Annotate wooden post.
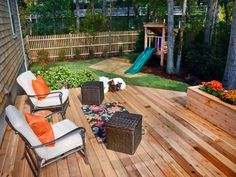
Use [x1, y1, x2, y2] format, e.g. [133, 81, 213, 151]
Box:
[160, 26, 166, 67]
[144, 27, 147, 49]
[69, 33, 73, 58]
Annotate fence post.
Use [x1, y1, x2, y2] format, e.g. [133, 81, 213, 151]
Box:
[69, 33, 73, 58]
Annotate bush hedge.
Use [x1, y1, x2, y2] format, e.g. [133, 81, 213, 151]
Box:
[36, 66, 96, 90]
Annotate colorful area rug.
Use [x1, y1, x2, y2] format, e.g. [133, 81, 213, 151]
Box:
[81, 102, 128, 143]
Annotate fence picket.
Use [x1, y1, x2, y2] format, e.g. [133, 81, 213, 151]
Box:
[25, 31, 139, 63]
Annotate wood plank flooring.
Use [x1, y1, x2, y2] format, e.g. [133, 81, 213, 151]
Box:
[0, 85, 236, 177]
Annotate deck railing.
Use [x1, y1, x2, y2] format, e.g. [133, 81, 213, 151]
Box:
[24, 31, 139, 63]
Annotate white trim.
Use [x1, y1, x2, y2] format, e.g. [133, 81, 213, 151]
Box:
[15, 0, 28, 70]
[7, 0, 17, 38]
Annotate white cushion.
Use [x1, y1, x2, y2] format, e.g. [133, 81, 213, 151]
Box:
[99, 76, 109, 93]
[17, 71, 36, 96]
[43, 119, 83, 160]
[5, 105, 83, 161]
[5, 105, 47, 157]
[31, 89, 69, 107]
[17, 71, 69, 107]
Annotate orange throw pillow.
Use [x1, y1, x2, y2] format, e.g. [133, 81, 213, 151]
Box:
[25, 113, 55, 147]
[32, 76, 50, 100]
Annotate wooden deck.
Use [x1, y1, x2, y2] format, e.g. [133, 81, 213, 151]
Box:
[0, 85, 236, 177]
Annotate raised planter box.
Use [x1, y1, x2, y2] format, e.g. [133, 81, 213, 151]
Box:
[186, 86, 236, 137]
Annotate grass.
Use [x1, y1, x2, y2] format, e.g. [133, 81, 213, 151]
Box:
[30, 58, 189, 92]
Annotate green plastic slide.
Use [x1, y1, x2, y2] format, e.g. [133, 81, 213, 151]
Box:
[125, 47, 157, 74]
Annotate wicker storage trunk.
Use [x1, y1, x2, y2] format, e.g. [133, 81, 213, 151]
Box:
[106, 112, 142, 155]
[81, 81, 104, 105]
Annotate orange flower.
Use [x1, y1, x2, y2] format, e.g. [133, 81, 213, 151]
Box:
[201, 80, 224, 92]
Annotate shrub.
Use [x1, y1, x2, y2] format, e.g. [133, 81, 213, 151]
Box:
[80, 12, 108, 34]
[37, 50, 49, 70]
[199, 80, 224, 97]
[75, 48, 81, 59]
[58, 49, 66, 61]
[182, 27, 229, 81]
[221, 90, 236, 105]
[102, 47, 108, 58]
[89, 48, 94, 58]
[134, 30, 144, 53]
[128, 53, 138, 63]
[119, 46, 123, 56]
[36, 66, 96, 90]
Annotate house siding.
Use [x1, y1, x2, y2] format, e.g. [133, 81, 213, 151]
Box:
[0, 0, 26, 143]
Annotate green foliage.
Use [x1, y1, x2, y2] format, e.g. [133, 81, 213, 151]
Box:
[221, 90, 236, 105]
[135, 0, 167, 22]
[28, 0, 75, 35]
[36, 66, 96, 90]
[199, 85, 223, 97]
[58, 49, 66, 61]
[119, 46, 123, 55]
[30, 58, 188, 92]
[37, 50, 49, 70]
[134, 30, 144, 53]
[80, 12, 108, 34]
[182, 25, 229, 81]
[89, 48, 95, 58]
[102, 47, 108, 58]
[128, 53, 139, 63]
[75, 48, 81, 59]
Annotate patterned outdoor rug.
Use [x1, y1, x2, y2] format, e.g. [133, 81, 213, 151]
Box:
[81, 102, 128, 143]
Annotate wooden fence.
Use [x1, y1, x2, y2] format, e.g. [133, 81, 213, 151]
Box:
[24, 31, 139, 63]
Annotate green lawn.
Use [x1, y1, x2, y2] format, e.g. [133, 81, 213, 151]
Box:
[30, 58, 189, 92]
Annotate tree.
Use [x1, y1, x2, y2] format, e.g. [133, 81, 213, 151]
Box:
[126, 0, 132, 28]
[75, 0, 80, 32]
[102, 0, 107, 15]
[176, 0, 187, 74]
[204, 0, 218, 45]
[223, 1, 236, 89]
[166, 0, 175, 74]
[28, 0, 74, 35]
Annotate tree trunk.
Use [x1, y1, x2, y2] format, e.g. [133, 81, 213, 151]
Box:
[204, 0, 217, 45]
[90, 0, 95, 12]
[127, 1, 130, 28]
[176, 0, 187, 74]
[224, 0, 229, 31]
[102, 0, 107, 15]
[75, 0, 80, 32]
[210, 0, 219, 44]
[146, 4, 150, 22]
[223, 1, 236, 89]
[166, 0, 175, 74]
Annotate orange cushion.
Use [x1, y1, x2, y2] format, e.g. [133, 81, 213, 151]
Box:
[32, 76, 50, 100]
[25, 113, 55, 147]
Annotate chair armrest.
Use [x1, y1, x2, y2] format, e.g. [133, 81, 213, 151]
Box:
[28, 91, 63, 98]
[44, 111, 62, 122]
[28, 91, 64, 105]
[31, 127, 86, 149]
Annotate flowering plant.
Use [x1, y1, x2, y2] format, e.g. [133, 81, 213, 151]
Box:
[221, 90, 236, 105]
[199, 80, 224, 97]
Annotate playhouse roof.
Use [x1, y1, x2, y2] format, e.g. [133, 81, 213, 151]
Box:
[143, 22, 167, 34]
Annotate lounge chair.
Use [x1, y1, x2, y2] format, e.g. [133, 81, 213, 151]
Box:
[17, 71, 69, 118]
[5, 105, 87, 177]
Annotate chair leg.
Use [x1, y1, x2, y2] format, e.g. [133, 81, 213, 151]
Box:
[77, 147, 88, 164]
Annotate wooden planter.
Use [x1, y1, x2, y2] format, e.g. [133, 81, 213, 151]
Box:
[186, 86, 236, 137]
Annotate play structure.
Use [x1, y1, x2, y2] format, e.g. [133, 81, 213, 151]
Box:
[125, 23, 167, 74]
[125, 47, 156, 74]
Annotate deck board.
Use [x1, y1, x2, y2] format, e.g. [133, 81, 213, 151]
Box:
[0, 85, 236, 177]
